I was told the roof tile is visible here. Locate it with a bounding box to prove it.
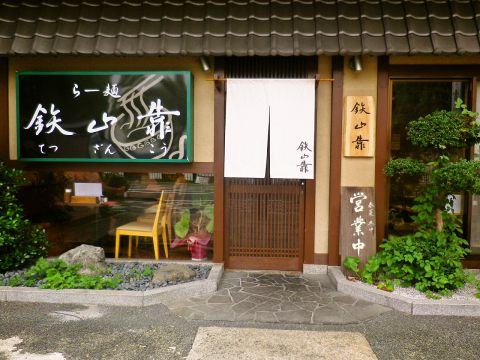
[315,18,338,37]
[0,37,13,54]
[77,20,98,38]
[292,2,315,20]
[205,19,226,37]
[0,20,16,38]
[406,18,431,35]
[385,34,410,54]
[293,34,317,55]
[404,1,428,19]
[271,34,294,56]
[248,18,270,35]
[455,34,480,53]
[294,18,315,36]
[10,36,34,54]
[14,19,37,38]
[205,3,227,20]
[337,1,360,20]
[362,34,387,54]
[227,19,249,37]
[425,1,451,19]
[384,18,407,36]
[338,34,363,54]
[428,17,453,36]
[0,2,20,23]
[0,0,478,56]
[31,36,54,54]
[56,20,78,38]
[430,34,458,54]
[315,34,340,54]
[338,18,361,36]
[51,36,74,54]
[227,3,249,20]
[314,2,337,20]
[270,2,293,20]
[407,34,433,54]
[78,2,102,22]
[381,1,405,20]
[362,18,385,36]
[359,1,382,20]
[35,19,58,38]
[72,35,96,54]
[452,17,478,35]
[272,18,294,36]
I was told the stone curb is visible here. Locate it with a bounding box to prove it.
[328,266,480,317]
[0,261,223,307]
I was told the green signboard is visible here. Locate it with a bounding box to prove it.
[16,71,192,162]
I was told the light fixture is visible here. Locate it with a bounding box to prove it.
[200,56,210,72]
[349,55,363,72]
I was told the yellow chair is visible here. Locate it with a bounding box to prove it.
[136,191,174,246]
[115,191,168,260]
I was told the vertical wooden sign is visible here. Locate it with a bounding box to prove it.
[340,187,376,266]
[344,96,375,157]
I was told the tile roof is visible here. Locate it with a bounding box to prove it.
[0,0,479,56]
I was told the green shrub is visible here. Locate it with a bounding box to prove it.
[362,230,469,293]
[363,99,480,297]
[0,163,48,272]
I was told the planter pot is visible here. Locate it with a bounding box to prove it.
[171,231,211,261]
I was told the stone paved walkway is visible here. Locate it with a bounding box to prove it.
[168,271,391,324]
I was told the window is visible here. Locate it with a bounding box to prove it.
[387,80,470,235]
[19,171,214,261]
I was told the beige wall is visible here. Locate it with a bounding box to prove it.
[341,56,377,187]
[8,56,214,162]
[314,56,332,254]
[390,55,480,65]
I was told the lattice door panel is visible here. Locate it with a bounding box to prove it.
[225,178,305,271]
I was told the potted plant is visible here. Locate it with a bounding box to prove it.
[171,204,213,260]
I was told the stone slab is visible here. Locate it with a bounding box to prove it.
[303,264,328,274]
[187,327,377,360]
[412,302,480,316]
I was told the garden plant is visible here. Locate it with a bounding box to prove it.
[344,99,480,298]
[0,163,49,272]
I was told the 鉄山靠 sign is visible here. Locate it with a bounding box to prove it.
[16,71,192,162]
[344,95,375,157]
[340,187,376,265]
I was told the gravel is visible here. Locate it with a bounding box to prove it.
[0,262,211,291]
[350,271,480,303]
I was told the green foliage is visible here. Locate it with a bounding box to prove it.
[363,230,469,293]
[432,160,480,194]
[377,278,395,292]
[372,99,480,296]
[174,204,214,239]
[10,258,121,290]
[0,163,49,272]
[174,209,191,239]
[343,256,360,275]
[143,266,154,277]
[407,110,480,150]
[384,158,425,177]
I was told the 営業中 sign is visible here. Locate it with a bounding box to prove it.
[340,187,376,266]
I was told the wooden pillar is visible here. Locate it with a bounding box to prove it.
[213,57,225,263]
[327,56,344,266]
